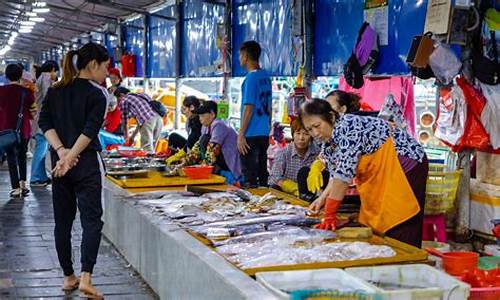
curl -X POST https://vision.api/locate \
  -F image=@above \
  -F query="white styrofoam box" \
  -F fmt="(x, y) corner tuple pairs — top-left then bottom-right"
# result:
(477, 152), (500, 186)
(421, 241), (451, 270)
(346, 264), (470, 300)
(256, 268), (380, 300)
(484, 245), (500, 256)
(470, 179), (500, 235)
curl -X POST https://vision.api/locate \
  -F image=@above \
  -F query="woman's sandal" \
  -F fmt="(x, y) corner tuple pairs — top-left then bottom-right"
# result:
(79, 286), (104, 299)
(62, 279), (79, 292)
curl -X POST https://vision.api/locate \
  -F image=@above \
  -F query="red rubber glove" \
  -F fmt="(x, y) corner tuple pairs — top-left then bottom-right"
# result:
(124, 138), (132, 147)
(314, 198), (342, 231)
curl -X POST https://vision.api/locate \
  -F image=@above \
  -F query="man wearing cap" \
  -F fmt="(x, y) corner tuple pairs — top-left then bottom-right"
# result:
(114, 87), (163, 152)
(181, 101), (241, 182)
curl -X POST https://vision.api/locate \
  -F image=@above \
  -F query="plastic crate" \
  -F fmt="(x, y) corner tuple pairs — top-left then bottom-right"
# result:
(470, 287), (500, 300)
(256, 268), (380, 300)
(425, 170), (462, 215)
(346, 264), (470, 300)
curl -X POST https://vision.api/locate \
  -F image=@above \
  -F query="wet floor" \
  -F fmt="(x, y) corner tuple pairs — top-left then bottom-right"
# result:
(0, 162), (157, 299)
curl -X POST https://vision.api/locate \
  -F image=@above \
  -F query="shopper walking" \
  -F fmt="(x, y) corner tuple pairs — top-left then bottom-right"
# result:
(237, 40), (272, 188)
(38, 42), (109, 299)
(30, 60), (59, 187)
(114, 87), (163, 152)
(0, 64), (35, 197)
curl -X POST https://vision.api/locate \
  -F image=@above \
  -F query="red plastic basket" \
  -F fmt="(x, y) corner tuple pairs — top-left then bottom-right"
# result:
(182, 165), (214, 179)
(470, 287), (500, 300)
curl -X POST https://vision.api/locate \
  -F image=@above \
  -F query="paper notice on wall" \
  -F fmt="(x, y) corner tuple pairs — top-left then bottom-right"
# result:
(424, 0), (452, 34)
(364, 0), (389, 46)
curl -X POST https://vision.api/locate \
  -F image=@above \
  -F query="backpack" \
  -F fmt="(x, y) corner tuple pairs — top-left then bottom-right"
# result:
(149, 100), (168, 117)
(133, 93), (168, 118)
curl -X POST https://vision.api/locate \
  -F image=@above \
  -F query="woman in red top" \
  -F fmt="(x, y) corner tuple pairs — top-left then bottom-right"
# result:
(0, 64), (35, 197)
(103, 95), (122, 134)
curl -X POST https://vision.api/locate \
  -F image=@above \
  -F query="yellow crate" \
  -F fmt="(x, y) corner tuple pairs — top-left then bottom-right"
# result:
(425, 170), (463, 215)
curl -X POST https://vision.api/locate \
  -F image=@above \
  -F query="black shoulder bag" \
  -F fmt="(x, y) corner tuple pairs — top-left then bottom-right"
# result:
(0, 90), (26, 151)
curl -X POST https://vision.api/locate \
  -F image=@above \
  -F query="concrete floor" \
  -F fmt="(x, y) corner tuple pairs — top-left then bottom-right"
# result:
(0, 162), (157, 299)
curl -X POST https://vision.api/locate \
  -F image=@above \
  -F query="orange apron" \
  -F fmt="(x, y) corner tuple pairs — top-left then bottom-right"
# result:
(355, 137), (420, 233)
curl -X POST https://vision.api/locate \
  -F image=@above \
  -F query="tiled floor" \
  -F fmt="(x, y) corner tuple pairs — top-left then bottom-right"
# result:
(0, 163), (157, 299)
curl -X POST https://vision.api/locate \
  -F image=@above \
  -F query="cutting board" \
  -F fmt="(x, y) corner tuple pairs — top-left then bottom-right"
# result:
(106, 171), (226, 188)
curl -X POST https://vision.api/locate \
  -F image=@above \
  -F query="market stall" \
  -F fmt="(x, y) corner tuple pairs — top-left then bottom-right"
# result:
(101, 169), (435, 299)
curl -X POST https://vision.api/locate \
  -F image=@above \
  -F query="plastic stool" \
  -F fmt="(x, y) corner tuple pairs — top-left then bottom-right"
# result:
(423, 214), (447, 242)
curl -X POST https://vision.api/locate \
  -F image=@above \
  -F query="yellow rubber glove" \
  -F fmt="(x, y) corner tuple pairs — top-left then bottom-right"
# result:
(166, 149), (186, 166)
(307, 159), (325, 194)
(280, 179), (299, 196)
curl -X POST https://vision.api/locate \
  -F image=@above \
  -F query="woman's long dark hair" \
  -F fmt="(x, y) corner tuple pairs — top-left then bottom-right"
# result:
(54, 42), (109, 89)
(299, 98), (339, 125)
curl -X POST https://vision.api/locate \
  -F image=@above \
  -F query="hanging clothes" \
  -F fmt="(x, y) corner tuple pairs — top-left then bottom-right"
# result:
(121, 53), (136, 77)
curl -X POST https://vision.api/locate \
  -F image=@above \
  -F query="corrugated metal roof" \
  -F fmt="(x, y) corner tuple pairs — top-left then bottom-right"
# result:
(0, 0), (165, 59)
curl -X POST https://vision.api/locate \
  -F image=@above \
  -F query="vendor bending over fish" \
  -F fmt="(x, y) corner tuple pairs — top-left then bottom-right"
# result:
(176, 101), (242, 184)
(300, 98), (428, 247)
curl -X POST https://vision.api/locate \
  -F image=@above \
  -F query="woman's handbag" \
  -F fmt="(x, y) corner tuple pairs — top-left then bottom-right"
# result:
(0, 90), (26, 151)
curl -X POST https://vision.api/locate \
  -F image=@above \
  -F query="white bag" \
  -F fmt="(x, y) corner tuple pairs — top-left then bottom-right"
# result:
(479, 82), (500, 150)
(429, 43), (462, 85)
(434, 86), (466, 146)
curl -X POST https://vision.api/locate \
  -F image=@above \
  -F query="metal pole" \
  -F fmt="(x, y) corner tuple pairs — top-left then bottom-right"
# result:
(174, 0), (184, 129)
(143, 14), (150, 94)
(304, 0), (314, 98)
(222, 0), (232, 102)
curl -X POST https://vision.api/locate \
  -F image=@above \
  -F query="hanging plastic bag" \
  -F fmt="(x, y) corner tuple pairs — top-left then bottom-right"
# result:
(429, 43), (462, 85)
(454, 77), (490, 151)
(378, 94), (408, 130)
(479, 82), (500, 149)
(434, 87), (466, 146)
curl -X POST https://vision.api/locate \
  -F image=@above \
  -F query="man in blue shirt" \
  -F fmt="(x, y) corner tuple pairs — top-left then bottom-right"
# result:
(238, 40), (272, 188)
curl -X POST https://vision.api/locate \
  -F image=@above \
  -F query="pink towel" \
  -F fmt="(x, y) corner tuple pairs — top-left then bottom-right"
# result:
(339, 76), (416, 137)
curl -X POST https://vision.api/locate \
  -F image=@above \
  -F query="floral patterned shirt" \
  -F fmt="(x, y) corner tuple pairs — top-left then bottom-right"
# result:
(323, 114), (424, 183)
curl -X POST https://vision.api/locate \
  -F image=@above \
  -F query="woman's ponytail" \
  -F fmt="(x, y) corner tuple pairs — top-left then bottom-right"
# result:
(53, 50), (78, 88)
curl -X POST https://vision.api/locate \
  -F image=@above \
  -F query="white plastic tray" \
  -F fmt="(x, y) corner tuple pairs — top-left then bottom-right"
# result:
(346, 264), (470, 300)
(256, 268), (380, 300)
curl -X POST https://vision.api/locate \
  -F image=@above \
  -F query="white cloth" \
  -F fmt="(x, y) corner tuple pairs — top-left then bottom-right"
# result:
(479, 82), (500, 149)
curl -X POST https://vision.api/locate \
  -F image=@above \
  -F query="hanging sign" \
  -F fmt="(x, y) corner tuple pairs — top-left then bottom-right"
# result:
(424, 0), (452, 35)
(364, 0), (389, 46)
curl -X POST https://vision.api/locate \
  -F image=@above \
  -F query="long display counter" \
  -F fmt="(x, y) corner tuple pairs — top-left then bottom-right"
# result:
(102, 178), (428, 299)
(102, 179), (276, 299)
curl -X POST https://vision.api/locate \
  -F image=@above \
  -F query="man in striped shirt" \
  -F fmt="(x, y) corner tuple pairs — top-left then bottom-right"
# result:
(114, 87), (163, 152)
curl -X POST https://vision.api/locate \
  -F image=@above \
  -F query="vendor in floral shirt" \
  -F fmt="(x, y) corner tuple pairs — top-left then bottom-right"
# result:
(181, 101), (242, 182)
(300, 98), (428, 247)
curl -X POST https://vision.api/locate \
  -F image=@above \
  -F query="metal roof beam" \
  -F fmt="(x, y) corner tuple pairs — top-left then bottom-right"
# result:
(19, 32), (68, 44)
(36, 21), (98, 34)
(86, 0), (176, 21)
(15, 35), (60, 47)
(46, 3), (118, 22)
(47, 13), (102, 29)
(202, 0), (226, 6)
